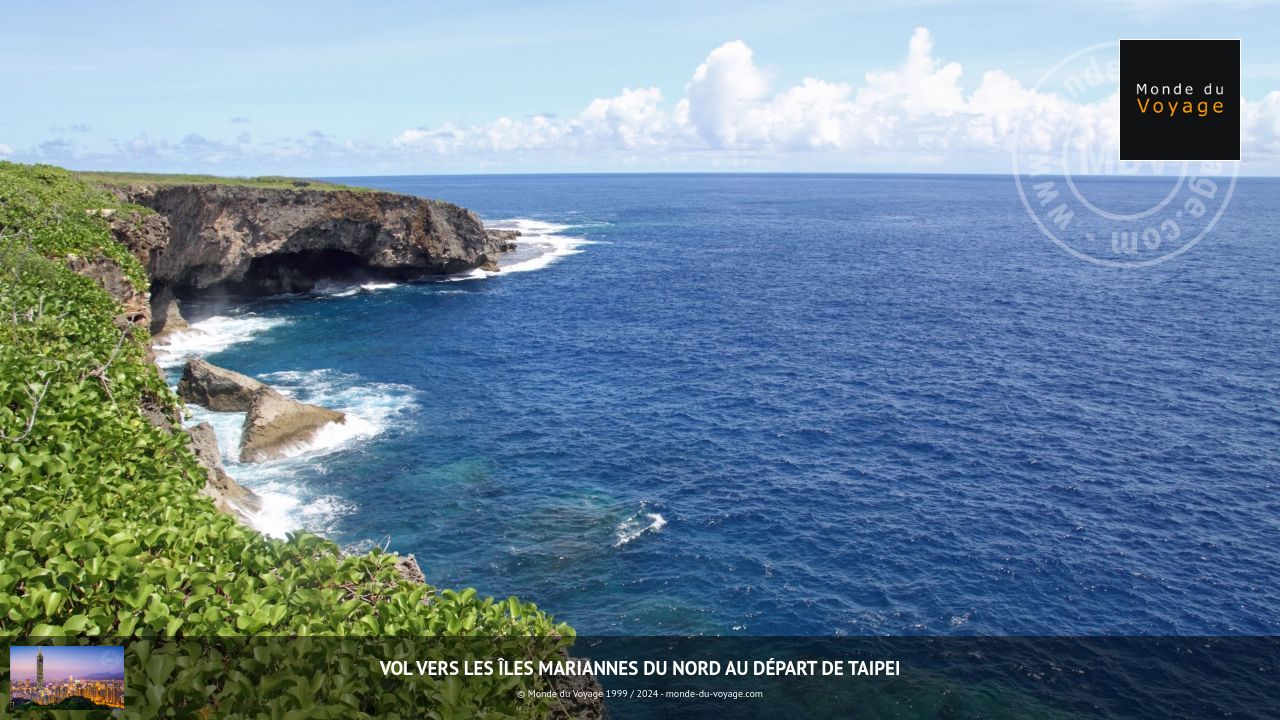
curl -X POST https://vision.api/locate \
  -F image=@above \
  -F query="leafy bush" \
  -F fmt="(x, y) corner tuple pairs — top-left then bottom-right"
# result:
(0, 163), (573, 718)
(0, 162), (151, 288)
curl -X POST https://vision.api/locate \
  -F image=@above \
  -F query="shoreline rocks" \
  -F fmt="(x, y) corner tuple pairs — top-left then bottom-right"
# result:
(150, 286), (188, 338)
(177, 358), (264, 411)
(185, 422), (261, 522)
(240, 386), (346, 463)
(486, 228), (520, 252)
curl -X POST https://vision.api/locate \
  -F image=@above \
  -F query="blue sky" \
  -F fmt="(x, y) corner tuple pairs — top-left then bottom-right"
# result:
(2, 1), (1278, 174)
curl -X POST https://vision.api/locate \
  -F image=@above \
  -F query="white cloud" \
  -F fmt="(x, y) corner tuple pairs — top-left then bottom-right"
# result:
(386, 27), (1115, 161)
(859, 27), (965, 116)
(683, 40), (771, 147)
(579, 87), (669, 149)
(10, 28), (1280, 173)
(1243, 91), (1280, 157)
(0, 143), (13, 157)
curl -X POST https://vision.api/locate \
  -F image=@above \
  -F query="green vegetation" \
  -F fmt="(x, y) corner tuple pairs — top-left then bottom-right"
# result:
(0, 163), (572, 718)
(76, 170), (370, 192)
(1, 163), (153, 289)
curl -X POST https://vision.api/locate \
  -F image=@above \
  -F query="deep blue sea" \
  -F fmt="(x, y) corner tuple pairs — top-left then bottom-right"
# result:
(163, 174), (1280, 636)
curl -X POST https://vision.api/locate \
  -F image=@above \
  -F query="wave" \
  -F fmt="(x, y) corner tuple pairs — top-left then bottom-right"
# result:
(260, 368), (413, 457)
(487, 218), (575, 235)
(312, 280), (402, 298)
(248, 488), (357, 541)
(614, 509), (667, 547)
(184, 369), (415, 538)
(154, 314), (288, 368)
(449, 218), (595, 281)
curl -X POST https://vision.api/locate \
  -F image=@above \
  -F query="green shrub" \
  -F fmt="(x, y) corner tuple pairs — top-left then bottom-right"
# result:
(0, 162), (572, 718)
(0, 162), (151, 289)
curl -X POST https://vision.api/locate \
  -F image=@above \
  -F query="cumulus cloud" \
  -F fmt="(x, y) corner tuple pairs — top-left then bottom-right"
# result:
(860, 27), (965, 116)
(387, 27), (1125, 160)
(579, 87), (670, 149)
(682, 40), (770, 147)
(10, 28), (1280, 172)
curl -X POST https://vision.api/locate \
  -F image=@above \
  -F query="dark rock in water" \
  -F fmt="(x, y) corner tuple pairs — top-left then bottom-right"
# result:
(178, 358), (264, 412)
(240, 386), (345, 463)
(486, 228), (521, 252)
(186, 421), (261, 522)
(108, 184), (513, 299)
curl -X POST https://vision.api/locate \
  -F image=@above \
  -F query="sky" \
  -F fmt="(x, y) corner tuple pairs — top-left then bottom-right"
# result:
(2, 0), (1279, 175)
(10, 646), (125, 682)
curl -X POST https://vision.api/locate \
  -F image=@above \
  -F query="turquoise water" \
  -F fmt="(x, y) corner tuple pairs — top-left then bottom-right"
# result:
(162, 174), (1280, 636)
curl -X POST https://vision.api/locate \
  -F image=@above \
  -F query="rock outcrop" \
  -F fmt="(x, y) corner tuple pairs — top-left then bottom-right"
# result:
(186, 422), (262, 522)
(109, 183), (512, 299)
(241, 386), (346, 463)
(177, 358), (264, 411)
(66, 209), (170, 342)
(394, 554), (427, 585)
(64, 252), (152, 329)
(107, 208), (170, 268)
(150, 286), (188, 338)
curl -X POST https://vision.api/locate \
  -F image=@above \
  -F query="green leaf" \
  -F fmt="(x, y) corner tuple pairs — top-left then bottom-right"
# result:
(31, 623), (64, 637)
(62, 614), (89, 632)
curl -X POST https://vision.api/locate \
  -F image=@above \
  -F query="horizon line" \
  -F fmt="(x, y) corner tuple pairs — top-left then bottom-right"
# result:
(46, 165), (1280, 181)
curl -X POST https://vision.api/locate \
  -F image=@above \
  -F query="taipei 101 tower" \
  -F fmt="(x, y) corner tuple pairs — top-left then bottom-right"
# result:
(36, 648), (44, 686)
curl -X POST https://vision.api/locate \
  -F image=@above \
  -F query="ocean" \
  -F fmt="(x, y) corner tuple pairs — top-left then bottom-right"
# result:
(156, 174), (1280, 636)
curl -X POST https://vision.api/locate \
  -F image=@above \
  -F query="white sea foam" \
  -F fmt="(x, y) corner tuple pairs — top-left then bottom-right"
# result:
(448, 218), (595, 281)
(312, 280), (401, 298)
(614, 510), (667, 547)
(183, 369), (415, 537)
(155, 314), (287, 368)
(186, 404), (249, 464)
(248, 487), (357, 540)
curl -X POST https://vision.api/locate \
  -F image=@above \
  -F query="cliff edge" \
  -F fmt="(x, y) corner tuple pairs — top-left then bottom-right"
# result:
(107, 183), (512, 305)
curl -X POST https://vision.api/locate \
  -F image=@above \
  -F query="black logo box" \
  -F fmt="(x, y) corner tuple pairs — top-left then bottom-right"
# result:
(1120, 39), (1240, 161)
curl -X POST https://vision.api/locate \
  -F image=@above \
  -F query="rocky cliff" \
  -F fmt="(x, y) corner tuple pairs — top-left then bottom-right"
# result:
(72, 180), (521, 529)
(109, 184), (512, 305)
(69, 208), (170, 332)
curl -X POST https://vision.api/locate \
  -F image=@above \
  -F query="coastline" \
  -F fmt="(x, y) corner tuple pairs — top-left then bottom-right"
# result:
(151, 216), (592, 539)
(0, 161), (601, 719)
